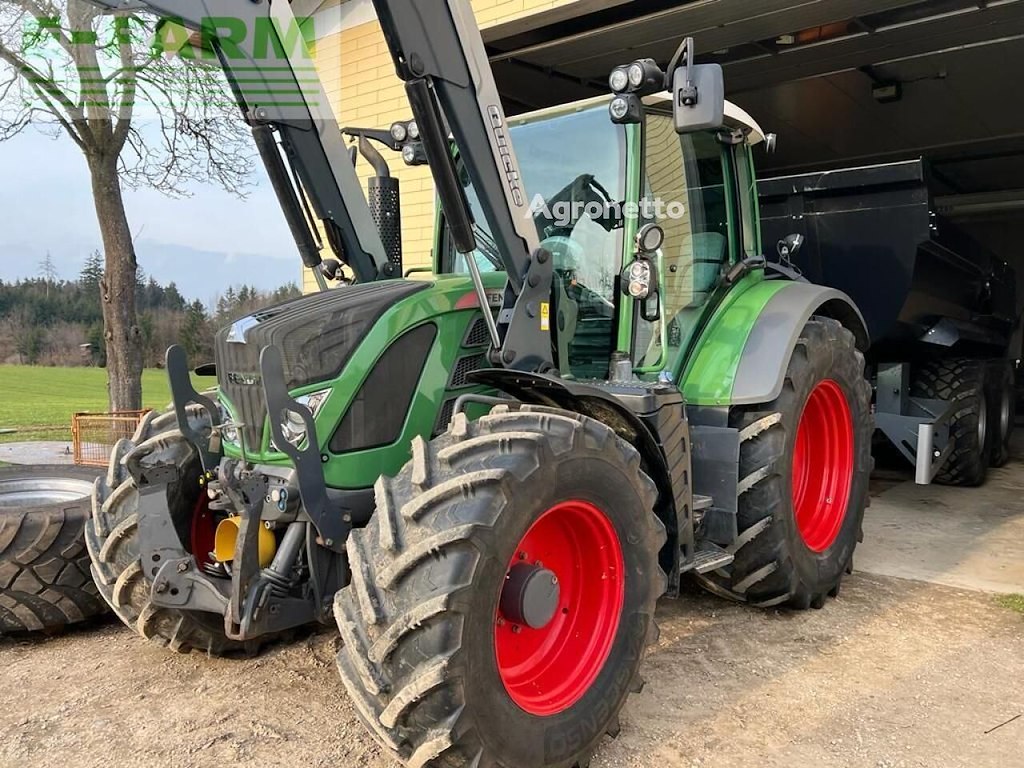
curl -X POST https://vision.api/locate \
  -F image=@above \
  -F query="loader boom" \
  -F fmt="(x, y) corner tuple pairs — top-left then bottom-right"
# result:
(88, 0), (553, 368)
(87, 0), (392, 284)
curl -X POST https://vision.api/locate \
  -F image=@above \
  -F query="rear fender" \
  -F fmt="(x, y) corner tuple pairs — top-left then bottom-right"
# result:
(684, 281), (868, 407)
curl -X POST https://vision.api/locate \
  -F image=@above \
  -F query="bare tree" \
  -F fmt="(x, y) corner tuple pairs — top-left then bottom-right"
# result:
(0, 0), (255, 408)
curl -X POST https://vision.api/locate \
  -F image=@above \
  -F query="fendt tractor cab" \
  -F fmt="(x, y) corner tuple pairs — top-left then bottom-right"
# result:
(85, 1), (873, 766)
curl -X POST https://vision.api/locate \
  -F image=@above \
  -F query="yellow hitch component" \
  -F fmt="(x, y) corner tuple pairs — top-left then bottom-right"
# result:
(213, 516), (277, 568)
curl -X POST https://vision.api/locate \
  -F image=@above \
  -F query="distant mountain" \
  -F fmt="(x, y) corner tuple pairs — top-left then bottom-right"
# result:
(0, 240), (302, 304)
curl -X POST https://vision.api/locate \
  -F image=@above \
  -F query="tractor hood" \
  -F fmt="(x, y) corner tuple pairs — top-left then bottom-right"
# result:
(216, 280), (427, 449)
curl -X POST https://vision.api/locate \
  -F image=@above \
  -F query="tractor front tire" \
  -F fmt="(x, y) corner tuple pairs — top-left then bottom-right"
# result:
(85, 407), (262, 655)
(912, 359), (991, 485)
(696, 317), (872, 609)
(335, 405), (665, 768)
(0, 465), (107, 633)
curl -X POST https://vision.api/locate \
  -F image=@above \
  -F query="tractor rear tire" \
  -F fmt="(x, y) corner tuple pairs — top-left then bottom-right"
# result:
(335, 405), (665, 768)
(911, 359), (991, 485)
(987, 360), (1015, 468)
(85, 407), (264, 655)
(696, 317), (872, 609)
(0, 465), (107, 633)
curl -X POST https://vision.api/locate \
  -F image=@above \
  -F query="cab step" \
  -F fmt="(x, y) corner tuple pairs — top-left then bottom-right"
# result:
(680, 543), (734, 575)
(692, 494), (713, 512)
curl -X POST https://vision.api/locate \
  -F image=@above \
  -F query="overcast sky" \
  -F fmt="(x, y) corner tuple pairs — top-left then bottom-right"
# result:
(0, 123), (301, 297)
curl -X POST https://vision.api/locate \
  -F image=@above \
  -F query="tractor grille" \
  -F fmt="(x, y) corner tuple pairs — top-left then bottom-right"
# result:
(216, 280), (426, 449)
(449, 353), (486, 390)
(434, 398), (457, 437)
(462, 314), (491, 348)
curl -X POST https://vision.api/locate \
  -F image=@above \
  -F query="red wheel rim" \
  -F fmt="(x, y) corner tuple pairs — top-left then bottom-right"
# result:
(791, 379), (855, 552)
(494, 500), (624, 716)
(189, 492), (216, 567)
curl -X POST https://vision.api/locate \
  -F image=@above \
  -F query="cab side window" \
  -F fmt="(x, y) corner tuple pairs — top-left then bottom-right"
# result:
(635, 115), (732, 367)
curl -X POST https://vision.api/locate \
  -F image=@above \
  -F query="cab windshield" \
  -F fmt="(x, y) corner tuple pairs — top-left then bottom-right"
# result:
(440, 104), (627, 379)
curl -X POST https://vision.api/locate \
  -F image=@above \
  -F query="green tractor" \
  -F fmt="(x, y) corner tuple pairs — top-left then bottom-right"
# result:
(84, 0), (872, 765)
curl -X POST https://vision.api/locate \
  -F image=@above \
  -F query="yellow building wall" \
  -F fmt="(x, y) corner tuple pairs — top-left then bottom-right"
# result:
(303, 0), (581, 292)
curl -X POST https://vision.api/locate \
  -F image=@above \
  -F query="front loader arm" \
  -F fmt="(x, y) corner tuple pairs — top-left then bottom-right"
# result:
(93, 0), (553, 369)
(372, 0), (554, 371)
(89, 0), (389, 284)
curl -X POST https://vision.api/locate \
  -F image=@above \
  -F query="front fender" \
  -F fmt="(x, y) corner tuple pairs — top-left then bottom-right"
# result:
(683, 280), (869, 407)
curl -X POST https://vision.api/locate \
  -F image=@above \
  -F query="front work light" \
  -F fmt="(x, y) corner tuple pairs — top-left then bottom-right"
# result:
(402, 142), (428, 166)
(621, 58), (666, 95)
(609, 66), (630, 93)
(389, 122), (408, 143)
(609, 94), (644, 124)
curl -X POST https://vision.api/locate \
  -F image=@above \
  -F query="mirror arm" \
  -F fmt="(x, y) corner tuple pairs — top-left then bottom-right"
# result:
(724, 255), (767, 286)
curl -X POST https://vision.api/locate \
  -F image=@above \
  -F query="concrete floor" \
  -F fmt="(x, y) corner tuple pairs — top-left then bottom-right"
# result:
(0, 441), (76, 465)
(859, 435), (1024, 595)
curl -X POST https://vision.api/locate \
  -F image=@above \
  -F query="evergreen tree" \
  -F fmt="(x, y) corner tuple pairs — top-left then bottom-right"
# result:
(79, 251), (105, 288)
(180, 300), (210, 361)
(164, 283), (186, 312)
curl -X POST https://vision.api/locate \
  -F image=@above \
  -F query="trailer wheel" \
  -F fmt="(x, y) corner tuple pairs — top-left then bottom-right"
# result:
(695, 317), (872, 609)
(85, 407), (264, 655)
(335, 405), (665, 768)
(987, 361), (1015, 468)
(911, 359), (991, 485)
(0, 465), (107, 633)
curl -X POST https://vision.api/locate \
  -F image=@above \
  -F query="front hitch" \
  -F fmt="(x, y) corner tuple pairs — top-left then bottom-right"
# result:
(259, 344), (348, 554)
(165, 345), (222, 472)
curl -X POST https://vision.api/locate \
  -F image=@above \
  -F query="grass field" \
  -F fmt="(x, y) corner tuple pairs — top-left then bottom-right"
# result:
(0, 365), (196, 441)
(997, 594), (1024, 615)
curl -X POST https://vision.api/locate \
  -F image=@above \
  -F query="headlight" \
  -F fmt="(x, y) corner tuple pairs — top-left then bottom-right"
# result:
(280, 408), (307, 447)
(608, 66), (629, 93)
(407, 120), (419, 140)
(623, 259), (653, 299)
(389, 121), (408, 143)
(276, 388), (331, 448)
(218, 402), (240, 445)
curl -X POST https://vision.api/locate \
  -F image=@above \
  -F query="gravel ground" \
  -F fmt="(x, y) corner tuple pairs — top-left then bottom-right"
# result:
(1, 573), (1021, 768)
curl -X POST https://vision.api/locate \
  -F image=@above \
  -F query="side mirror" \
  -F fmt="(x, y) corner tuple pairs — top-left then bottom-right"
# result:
(673, 63), (724, 134)
(777, 233), (805, 261)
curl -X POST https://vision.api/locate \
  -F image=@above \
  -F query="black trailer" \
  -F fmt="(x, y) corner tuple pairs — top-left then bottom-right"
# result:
(759, 160), (1021, 485)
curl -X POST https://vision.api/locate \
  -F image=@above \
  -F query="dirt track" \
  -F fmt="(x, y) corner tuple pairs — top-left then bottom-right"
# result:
(1, 573), (1021, 768)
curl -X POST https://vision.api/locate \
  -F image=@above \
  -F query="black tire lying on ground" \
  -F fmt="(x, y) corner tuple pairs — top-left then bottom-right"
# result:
(912, 358), (991, 486)
(695, 317), (873, 609)
(0, 464), (107, 633)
